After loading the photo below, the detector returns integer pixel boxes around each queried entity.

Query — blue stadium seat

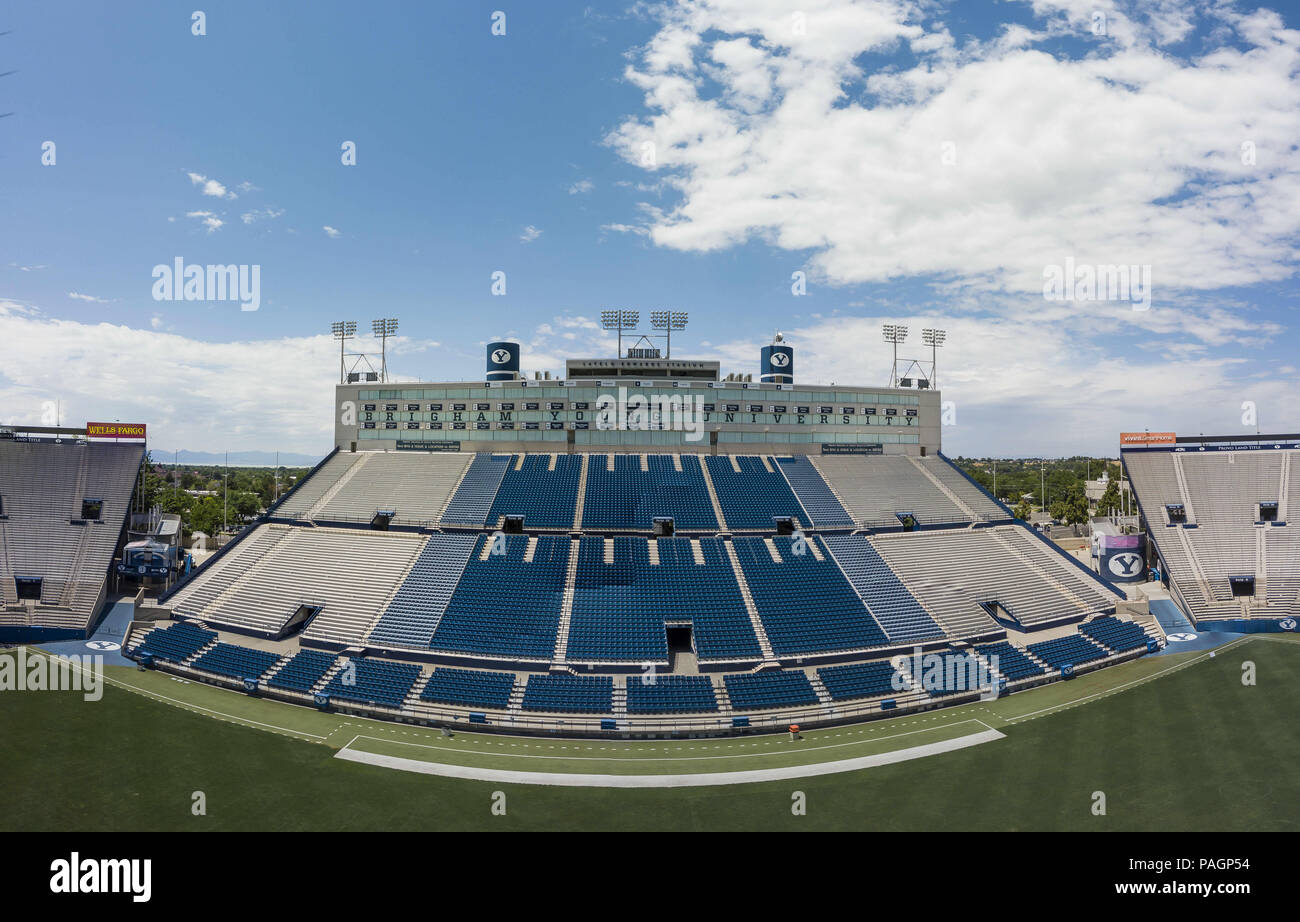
[625,674,719,713]
[266,649,339,693]
[705,455,808,529]
[582,454,719,530]
[974,640,1049,680]
[1078,615,1149,653]
[428,534,570,659]
[1026,633,1109,669]
[440,453,510,526]
[817,660,903,701]
[822,535,943,643]
[322,656,421,708]
[723,670,818,710]
[520,673,613,713]
[776,456,854,529]
[733,535,889,655]
[566,536,761,662]
[486,454,582,529]
[190,642,282,683]
[420,667,516,709]
[130,621,216,663]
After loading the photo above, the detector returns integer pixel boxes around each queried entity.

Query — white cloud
[9,264,48,272]
[520,224,544,243]
[186,210,224,232]
[322,225,341,238]
[0,306,438,453]
[568,178,595,194]
[187,171,236,200]
[67,291,113,304]
[607,2,1300,298]
[242,207,285,224]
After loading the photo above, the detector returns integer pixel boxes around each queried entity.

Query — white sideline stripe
[333,727,1006,787]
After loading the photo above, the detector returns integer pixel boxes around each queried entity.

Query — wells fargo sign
[86,422,147,440]
[1119,431,1175,446]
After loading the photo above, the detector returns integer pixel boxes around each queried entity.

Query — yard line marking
[335,728,1007,787]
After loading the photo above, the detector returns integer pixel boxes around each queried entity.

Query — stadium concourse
[122,448,1165,736]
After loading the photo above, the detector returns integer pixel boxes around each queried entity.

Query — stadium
[4,328,1297,823]
[3,3,1298,880]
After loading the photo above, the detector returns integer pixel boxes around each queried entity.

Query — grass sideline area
[0,636,1297,830]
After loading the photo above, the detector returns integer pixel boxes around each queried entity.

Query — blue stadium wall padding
[732,716,750,727]
[1060,663,1074,678]
[313,694,331,709]
[469,712,487,723]
[0,625,87,644]
[880,698,897,710]
[1193,618,1298,634]
[263,445,339,519]
[935,452,1018,522]
[601,719,618,730]
[1146,639,1159,652]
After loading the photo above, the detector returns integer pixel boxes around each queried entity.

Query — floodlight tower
[331,321,357,384]
[882,323,909,387]
[922,328,946,388]
[372,318,399,382]
[601,309,640,358]
[650,310,689,358]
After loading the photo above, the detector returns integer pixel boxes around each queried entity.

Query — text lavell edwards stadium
[151,258,261,311]
[49,854,151,902]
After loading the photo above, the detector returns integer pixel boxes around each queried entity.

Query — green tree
[1097,479,1122,515]
[1013,499,1034,520]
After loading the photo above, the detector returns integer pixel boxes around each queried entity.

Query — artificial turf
[0,637,1295,831]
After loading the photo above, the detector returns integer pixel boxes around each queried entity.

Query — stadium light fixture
[372,318,399,382]
[601,309,640,358]
[882,324,909,387]
[331,321,356,383]
[650,310,688,357]
[922,328,946,388]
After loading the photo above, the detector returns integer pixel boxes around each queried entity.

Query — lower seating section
[1026,633,1109,669]
[486,454,582,529]
[520,674,613,713]
[419,667,516,710]
[817,660,902,701]
[723,670,818,710]
[189,642,282,682]
[428,534,570,659]
[131,621,216,663]
[705,455,808,529]
[918,650,989,696]
[776,456,854,529]
[581,454,718,530]
[265,649,338,693]
[323,657,421,708]
[822,535,943,643]
[734,535,889,655]
[1078,615,1149,652]
[974,641,1048,680]
[625,674,718,714]
[566,536,761,662]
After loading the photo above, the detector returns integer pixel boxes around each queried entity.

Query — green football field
[1,635,1297,831]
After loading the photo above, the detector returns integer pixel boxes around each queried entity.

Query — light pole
[882,324,909,387]
[372,318,398,382]
[601,310,640,358]
[650,310,689,358]
[331,320,356,383]
[921,328,946,387]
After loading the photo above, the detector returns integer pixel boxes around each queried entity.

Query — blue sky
[2,0,1298,458]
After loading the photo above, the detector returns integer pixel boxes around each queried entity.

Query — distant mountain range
[150,449,326,468]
